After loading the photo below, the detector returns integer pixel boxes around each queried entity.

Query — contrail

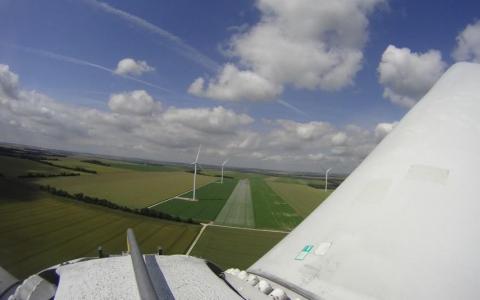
[277,99,309,117]
[5,43,171,92]
[84,0,220,72]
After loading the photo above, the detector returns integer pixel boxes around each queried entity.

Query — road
[186,223,208,255]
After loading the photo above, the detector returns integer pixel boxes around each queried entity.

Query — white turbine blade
[194,145,201,163]
[248,63,480,299]
[222,159,229,166]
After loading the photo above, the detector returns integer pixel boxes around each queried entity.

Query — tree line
[82,159,111,167]
[37,160,97,174]
[18,172,80,179]
[39,185,199,225]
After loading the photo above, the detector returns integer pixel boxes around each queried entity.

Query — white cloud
[114,58,154,76]
[452,20,480,63]
[256,120,378,171]
[108,90,160,115]
[375,121,398,140]
[378,45,447,108]
[308,153,325,161]
[331,132,348,145]
[163,106,253,133]
[0,64,397,173]
[189,0,383,102]
[10,44,170,91]
[188,64,282,101]
[0,64,19,99]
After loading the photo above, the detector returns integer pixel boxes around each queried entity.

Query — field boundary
[187,223,290,256]
[206,223,290,234]
[186,223,208,255]
[146,180,219,209]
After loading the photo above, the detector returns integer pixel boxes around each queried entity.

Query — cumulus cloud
[378,45,447,108]
[452,20,480,62]
[114,58,154,76]
[189,0,383,101]
[188,64,282,101]
[375,121,398,140]
[163,106,253,133]
[1,63,397,173]
[9,44,169,91]
[108,90,160,115]
[0,64,19,99]
[250,120,378,171]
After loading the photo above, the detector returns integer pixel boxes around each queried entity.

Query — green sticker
[295,244,314,260]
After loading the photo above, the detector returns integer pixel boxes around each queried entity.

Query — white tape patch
[314,242,332,256]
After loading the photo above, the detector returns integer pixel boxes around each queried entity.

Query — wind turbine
[324,168,332,192]
[192,145,201,201]
[220,159,228,184]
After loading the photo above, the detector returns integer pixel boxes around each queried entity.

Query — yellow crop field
[266,181,332,218]
[36,171,215,208]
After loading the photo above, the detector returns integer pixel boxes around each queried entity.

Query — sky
[1,0,480,173]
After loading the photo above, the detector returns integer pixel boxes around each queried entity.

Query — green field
[215,179,255,228]
[0,150,339,281]
[267,181,332,218]
[0,155,64,177]
[44,157,129,174]
[190,226,286,270]
[108,161,182,172]
[0,178,200,278]
[250,177,302,231]
[35,171,214,208]
[153,178,237,222]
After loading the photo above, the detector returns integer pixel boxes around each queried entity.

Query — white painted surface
[249,63,480,299]
[55,256,140,300]
[54,255,242,299]
[155,255,241,299]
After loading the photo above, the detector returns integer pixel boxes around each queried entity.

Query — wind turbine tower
[325,168,332,192]
[192,145,201,201]
[221,159,228,184]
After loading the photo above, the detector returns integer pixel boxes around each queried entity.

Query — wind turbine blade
[249,63,480,299]
[194,145,201,163]
[222,159,229,166]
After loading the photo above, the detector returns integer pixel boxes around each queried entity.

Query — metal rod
[127,228,158,300]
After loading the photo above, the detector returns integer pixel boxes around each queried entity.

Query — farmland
[267,181,332,218]
[35,171,215,208]
[250,177,303,231]
[0,156,64,177]
[215,179,255,228]
[41,157,125,174]
[152,178,237,222]
[0,178,200,279]
[269,175,344,190]
[0,146,340,279]
[108,161,182,172]
[190,225,286,270]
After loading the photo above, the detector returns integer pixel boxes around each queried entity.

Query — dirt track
[214,179,255,228]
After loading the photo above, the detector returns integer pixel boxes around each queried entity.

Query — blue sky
[0,0,479,172]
